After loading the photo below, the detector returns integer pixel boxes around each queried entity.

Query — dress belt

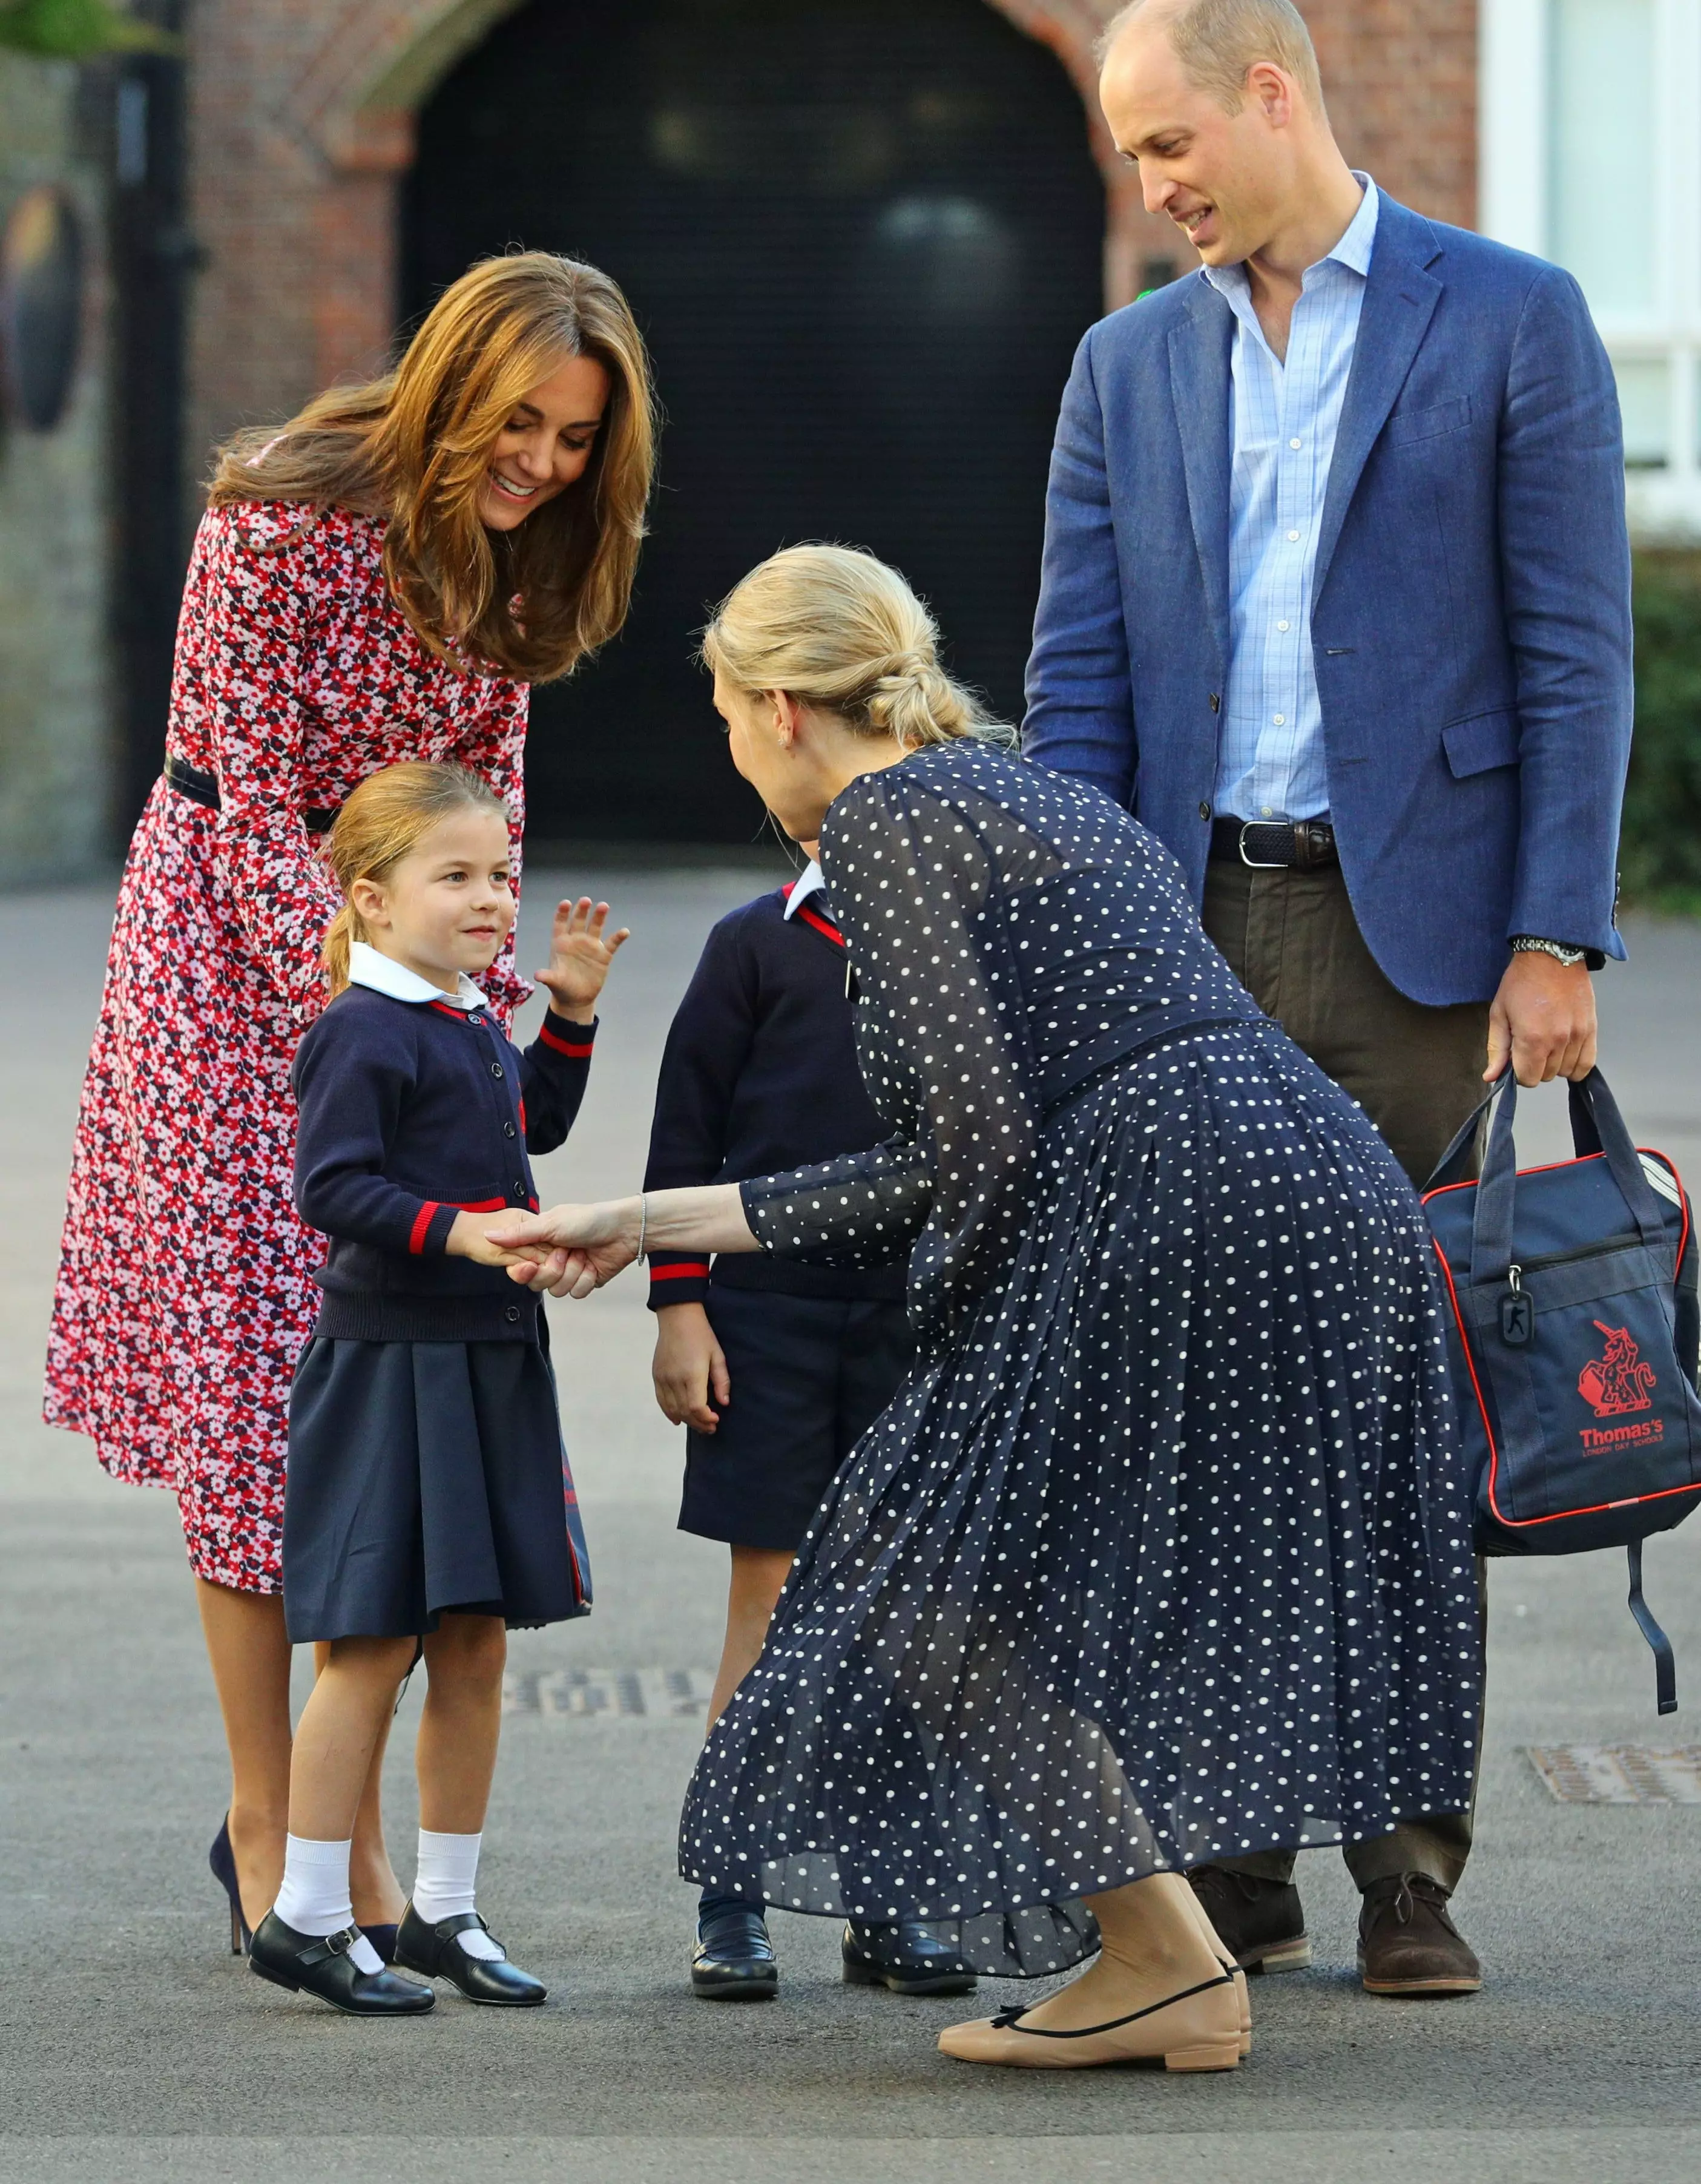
[164,753,340,837]
[1209,816,1338,870]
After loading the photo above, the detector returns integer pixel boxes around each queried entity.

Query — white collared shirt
[346,940,489,1011]
[783,861,827,919]
[1204,173,1381,823]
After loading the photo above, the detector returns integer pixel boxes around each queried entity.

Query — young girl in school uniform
[644,847,975,2004]
[248,760,627,2017]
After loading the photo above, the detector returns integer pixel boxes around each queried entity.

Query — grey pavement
[2,869,1700,2184]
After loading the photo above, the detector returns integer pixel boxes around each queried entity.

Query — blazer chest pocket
[1383,393,1473,447]
[1443,707,1519,779]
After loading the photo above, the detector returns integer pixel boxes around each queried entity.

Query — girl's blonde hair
[321,761,508,998]
[700,544,1004,749]
[209,252,656,685]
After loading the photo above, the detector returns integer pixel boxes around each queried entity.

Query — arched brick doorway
[401,0,1110,841]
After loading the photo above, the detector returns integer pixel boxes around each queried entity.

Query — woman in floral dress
[46,252,654,1940]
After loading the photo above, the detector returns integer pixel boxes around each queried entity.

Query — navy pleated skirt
[283,1337,591,1643]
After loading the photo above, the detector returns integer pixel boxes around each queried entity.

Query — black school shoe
[1188,1865,1313,1973]
[393,1903,548,2005]
[249,1912,435,2016]
[841,1919,978,1996]
[691,1902,778,1999]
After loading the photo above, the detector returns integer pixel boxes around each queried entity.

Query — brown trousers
[1200,859,1489,1892]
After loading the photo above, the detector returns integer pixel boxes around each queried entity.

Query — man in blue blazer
[1025,0,1633,1996]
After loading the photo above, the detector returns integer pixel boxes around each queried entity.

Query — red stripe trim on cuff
[453,1197,507,1212]
[539,1022,595,1056]
[409,1202,441,1254]
[649,1260,711,1280]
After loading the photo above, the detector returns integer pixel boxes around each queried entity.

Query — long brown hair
[209,254,656,684]
[320,761,508,998]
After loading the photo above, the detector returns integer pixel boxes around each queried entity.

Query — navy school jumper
[292,983,597,1343]
[643,874,906,1310]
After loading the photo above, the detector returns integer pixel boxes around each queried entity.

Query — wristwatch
[1510,935,1588,969]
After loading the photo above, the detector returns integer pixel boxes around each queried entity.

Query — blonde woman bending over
[490,545,1480,2070]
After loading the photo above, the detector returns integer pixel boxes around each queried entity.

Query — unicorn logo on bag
[1578,1322,1657,1418]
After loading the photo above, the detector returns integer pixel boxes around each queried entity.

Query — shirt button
[1289,437,1302,450]
[1276,619,1291,632]
[490,1062,504,1079]
[1262,805,1275,817]
[1286,530,1300,542]
[1272,712,1286,726]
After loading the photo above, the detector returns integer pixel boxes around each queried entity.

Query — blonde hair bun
[701,543,1007,750]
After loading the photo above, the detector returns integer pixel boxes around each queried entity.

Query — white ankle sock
[274,1835,384,1975]
[413,1829,504,1960]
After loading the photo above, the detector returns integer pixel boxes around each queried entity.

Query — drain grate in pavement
[502,1666,716,1720]
[1527,1744,1701,1804]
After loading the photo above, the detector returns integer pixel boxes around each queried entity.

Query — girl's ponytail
[321,905,358,998]
[318,761,509,998]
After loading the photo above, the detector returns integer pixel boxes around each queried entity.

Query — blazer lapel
[1313,200,1443,600]
[1168,278,1234,677]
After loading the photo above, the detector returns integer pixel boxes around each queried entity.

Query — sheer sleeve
[739,757,1038,1340]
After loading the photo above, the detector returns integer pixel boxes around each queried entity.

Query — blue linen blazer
[1022,193,1633,1006]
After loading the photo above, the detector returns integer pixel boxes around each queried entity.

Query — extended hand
[536,897,630,1021]
[1485,951,1597,1086]
[484,1196,643,1299]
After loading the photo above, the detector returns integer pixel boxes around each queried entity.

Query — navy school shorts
[679,1286,915,1551]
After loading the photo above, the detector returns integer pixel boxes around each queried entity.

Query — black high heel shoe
[249,1911,435,2016]
[209,1815,252,1957]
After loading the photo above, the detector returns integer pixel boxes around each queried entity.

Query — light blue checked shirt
[1205,174,1380,823]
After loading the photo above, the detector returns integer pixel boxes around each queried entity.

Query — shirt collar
[783,861,827,919]
[347,939,488,1011]
[1202,171,1380,303]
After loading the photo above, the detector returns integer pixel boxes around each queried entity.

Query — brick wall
[183,0,1479,472]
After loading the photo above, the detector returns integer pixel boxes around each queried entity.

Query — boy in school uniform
[644,852,975,2002]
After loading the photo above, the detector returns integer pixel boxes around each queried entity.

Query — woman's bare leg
[196,1577,293,1928]
[314,1640,406,1925]
[706,1547,794,1726]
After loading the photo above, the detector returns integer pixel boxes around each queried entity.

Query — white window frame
[1479,0,1701,538]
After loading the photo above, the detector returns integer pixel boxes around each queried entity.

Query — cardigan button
[505,1306,521,1323]
[513,1182,525,1196]
[490,1062,505,1078]
[503,1121,516,1137]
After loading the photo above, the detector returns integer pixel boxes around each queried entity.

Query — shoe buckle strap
[435,1910,490,1940]
[298,1924,360,1967]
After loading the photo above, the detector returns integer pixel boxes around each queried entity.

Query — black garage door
[403,0,1105,843]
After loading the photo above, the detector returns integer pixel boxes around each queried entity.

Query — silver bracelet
[636,1193,648,1261]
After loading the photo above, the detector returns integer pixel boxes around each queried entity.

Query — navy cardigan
[642,879,906,1310]
[292,985,596,1343]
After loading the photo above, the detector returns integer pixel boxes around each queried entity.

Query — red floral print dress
[45,502,531,1593]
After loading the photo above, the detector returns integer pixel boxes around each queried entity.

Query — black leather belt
[1209,816,1338,870]
[165,753,338,836]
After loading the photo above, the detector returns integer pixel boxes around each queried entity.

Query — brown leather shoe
[1188,1865,1311,1973]
[1357,1874,1482,1996]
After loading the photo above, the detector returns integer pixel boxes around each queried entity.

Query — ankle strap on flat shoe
[295,1925,361,1969]
[990,1969,1235,2039]
[429,1910,491,1941]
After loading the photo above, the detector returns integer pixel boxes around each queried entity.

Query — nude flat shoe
[936,1969,1241,2071]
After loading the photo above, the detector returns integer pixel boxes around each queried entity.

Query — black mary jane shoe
[393,1901,547,2006]
[248,1911,435,2016]
[690,1903,778,2000]
[842,1918,978,1997]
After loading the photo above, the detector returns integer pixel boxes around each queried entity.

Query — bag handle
[1452,1066,1669,1291]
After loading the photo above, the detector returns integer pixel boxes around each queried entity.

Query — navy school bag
[1422,1068,1701,1712]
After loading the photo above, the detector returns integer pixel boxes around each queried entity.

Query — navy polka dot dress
[679,740,1480,1979]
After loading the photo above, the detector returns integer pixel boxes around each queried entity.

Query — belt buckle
[1237,822,1286,870]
